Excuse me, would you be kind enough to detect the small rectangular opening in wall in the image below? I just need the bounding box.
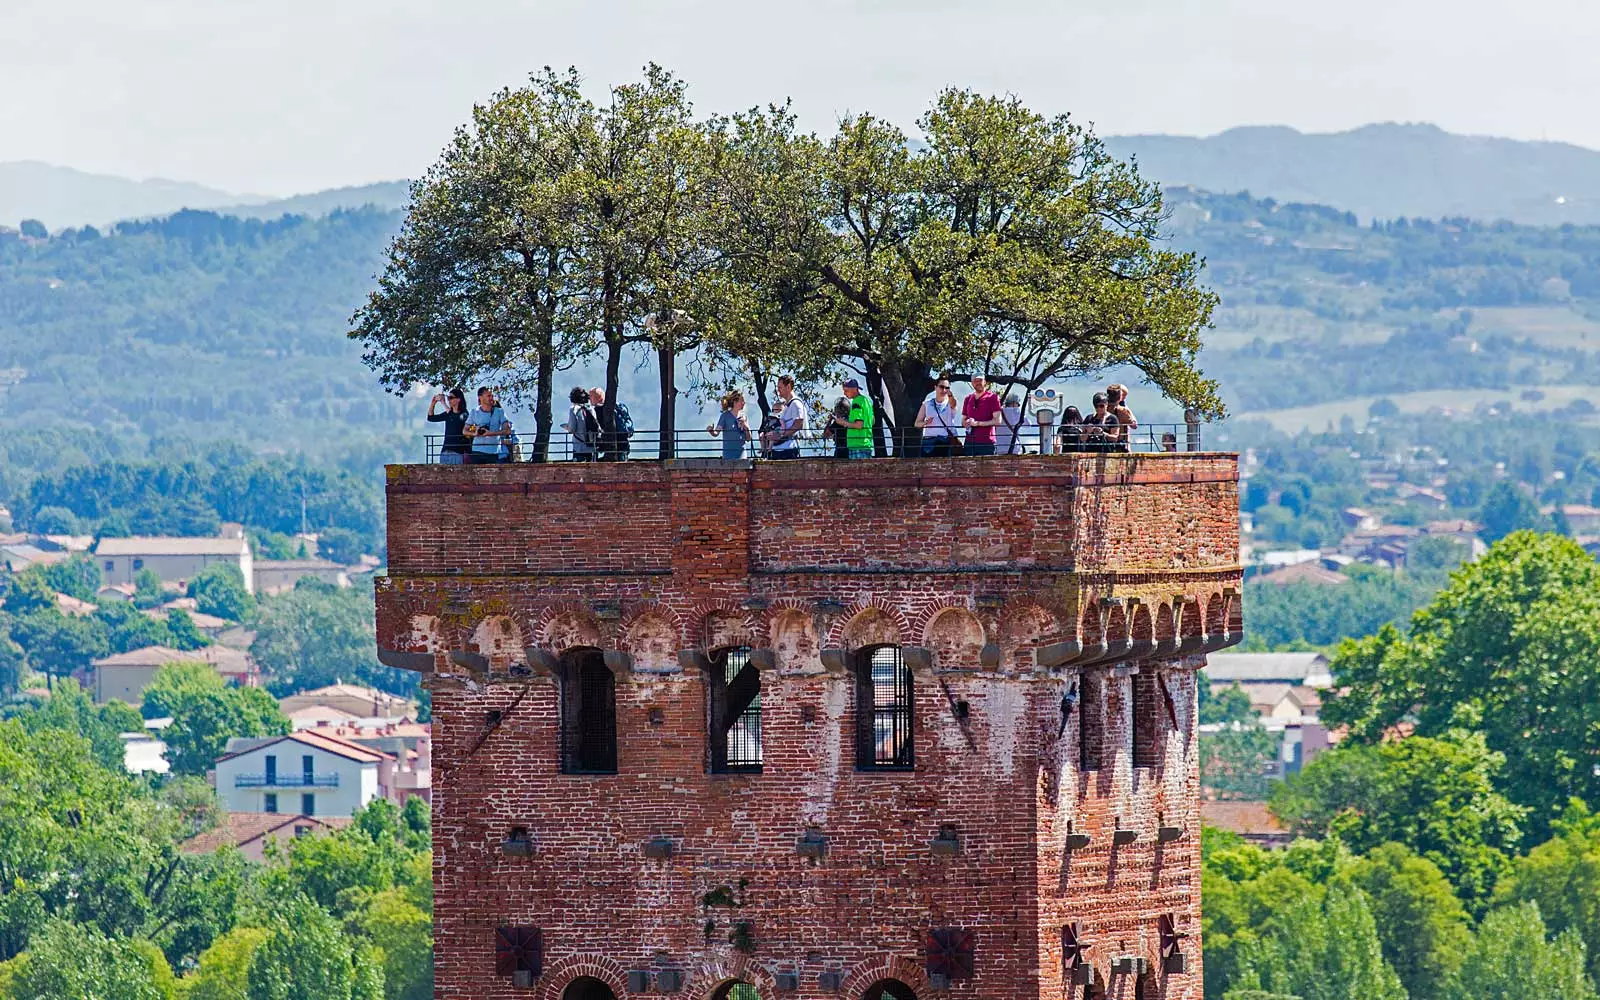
[560,650,617,774]
[1132,670,1162,769]
[1079,670,1104,771]
[709,646,762,773]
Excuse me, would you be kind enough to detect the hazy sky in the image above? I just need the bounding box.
[5,0,1598,195]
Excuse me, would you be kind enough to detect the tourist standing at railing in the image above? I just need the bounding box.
[590,387,633,462]
[835,378,874,459]
[565,386,599,462]
[996,393,1025,455]
[961,374,1003,456]
[1107,383,1137,452]
[708,390,752,460]
[1057,405,1085,453]
[466,387,510,464]
[427,388,470,465]
[766,375,806,460]
[829,397,850,458]
[916,379,962,457]
[1082,393,1118,452]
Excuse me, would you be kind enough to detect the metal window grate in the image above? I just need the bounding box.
[1079,670,1105,771]
[1132,670,1162,769]
[562,651,617,774]
[710,646,762,773]
[857,646,914,770]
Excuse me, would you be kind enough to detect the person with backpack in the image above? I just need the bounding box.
[564,386,599,461]
[589,387,634,462]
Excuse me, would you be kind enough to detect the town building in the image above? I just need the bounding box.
[375,452,1242,1000]
[1203,652,1332,690]
[181,812,353,861]
[278,682,414,720]
[89,644,260,704]
[213,728,397,818]
[253,557,351,595]
[95,532,254,593]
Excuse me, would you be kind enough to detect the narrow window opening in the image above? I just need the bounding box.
[264,754,277,785]
[302,753,315,785]
[856,645,914,771]
[301,792,315,816]
[1133,670,1163,769]
[263,793,278,814]
[709,646,762,773]
[1079,670,1104,771]
[561,650,617,774]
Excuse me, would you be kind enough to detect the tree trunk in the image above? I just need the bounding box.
[533,340,554,463]
[658,342,676,460]
[749,359,771,421]
[877,358,935,457]
[865,361,893,457]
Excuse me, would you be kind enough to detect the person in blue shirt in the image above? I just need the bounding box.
[466,387,509,464]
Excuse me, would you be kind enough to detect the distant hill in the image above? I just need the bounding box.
[1106,123,1600,225]
[0,161,268,230]
[213,181,412,220]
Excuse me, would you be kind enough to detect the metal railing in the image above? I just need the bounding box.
[422,421,1202,464]
[234,773,342,788]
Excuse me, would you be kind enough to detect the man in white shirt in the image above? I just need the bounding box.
[769,375,806,459]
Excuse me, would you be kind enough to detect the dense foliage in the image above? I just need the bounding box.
[0,693,431,1000]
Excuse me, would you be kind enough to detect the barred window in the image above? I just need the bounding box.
[856,646,914,771]
[561,650,617,774]
[1079,669,1105,771]
[709,646,762,773]
[1132,670,1163,769]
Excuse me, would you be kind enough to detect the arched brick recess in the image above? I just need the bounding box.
[1104,604,1129,644]
[1177,598,1203,638]
[1204,593,1226,636]
[620,609,680,672]
[1226,590,1244,634]
[768,607,822,674]
[839,954,933,999]
[1154,602,1176,643]
[688,956,780,999]
[542,607,604,654]
[537,954,634,1000]
[1130,603,1153,642]
[698,604,756,652]
[471,614,526,664]
[835,604,908,651]
[921,606,986,670]
[405,613,445,653]
[1080,602,1105,647]
[998,602,1058,658]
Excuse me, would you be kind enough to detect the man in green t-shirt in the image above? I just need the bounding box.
[833,378,875,458]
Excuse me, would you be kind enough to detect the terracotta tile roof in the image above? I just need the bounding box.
[92,644,255,676]
[95,536,248,556]
[1201,800,1288,838]
[217,728,394,765]
[1258,562,1348,586]
[181,812,352,855]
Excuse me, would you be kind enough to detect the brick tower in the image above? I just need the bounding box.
[375,452,1241,1000]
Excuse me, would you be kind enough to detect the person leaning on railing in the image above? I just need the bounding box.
[427,388,470,465]
[565,386,599,462]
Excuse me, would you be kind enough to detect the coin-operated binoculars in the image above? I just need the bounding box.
[1030,386,1067,455]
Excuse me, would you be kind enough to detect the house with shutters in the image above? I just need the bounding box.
[213,729,395,818]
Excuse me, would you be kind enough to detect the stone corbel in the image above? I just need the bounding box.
[448,649,489,673]
[978,643,1003,668]
[819,647,849,675]
[521,647,559,678]
[376,647,435,673]
[677,649,713,673]
[602,650,634,676]
[748,648,777,672]
[1035,640,1083,669]
[901,646,935,674]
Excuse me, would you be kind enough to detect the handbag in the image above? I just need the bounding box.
[935,399,964,456]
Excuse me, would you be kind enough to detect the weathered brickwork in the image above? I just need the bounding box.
[376,454,1242,1000]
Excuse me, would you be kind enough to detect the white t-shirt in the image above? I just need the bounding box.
[774,396,806,451]
[923,398,959,438]
[995,405,1024,454]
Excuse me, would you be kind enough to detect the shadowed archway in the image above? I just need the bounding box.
[563,976,617,1000]
[863,980,917,1000]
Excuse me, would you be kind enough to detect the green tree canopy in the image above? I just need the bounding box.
[1449,902,1597,1000]
[1346,843,1472,1000]
[245,896,382,1000]
[1492,800,1600,982]
[4,919,168,1000]
[1269,731,1525,908]
[1322,532,1600,838]
[140,663,288,776]
[187,564,254,623]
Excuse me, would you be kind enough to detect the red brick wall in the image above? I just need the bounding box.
[378,454,1240,1000]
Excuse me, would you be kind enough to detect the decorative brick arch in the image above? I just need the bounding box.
[694,602,757,652]
[1226,590,1244,635]
[1154,602,1176,643]
[404,613,447,654]
[620,607,681,673]
[1080,602,1105,646]
[999,601,1059,649]
[470,614,527,662]
[919,606,986,670]
[540,605,604,654]
[1130,603,1154,643]
[688,955,780,999]
[1177,597,1203,639]
[1103,603,1129,644]
[1204,593,1227,637]
[537,954,634,1000]
[767,607,822,673]
[834,602,909,651]
[839,955,933,999]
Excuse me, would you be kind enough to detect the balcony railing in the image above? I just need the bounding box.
[234,773,341,788]
[422,422,1203,464]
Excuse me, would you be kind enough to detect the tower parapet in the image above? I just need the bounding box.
[376,452,1240,1000]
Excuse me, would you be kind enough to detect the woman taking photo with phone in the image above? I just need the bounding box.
[427,388,470,464]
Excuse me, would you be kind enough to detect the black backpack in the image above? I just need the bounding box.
[613,401,635,438]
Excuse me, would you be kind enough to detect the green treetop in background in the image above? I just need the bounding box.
[1322,531,1600,839]
[140,662,289,777]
